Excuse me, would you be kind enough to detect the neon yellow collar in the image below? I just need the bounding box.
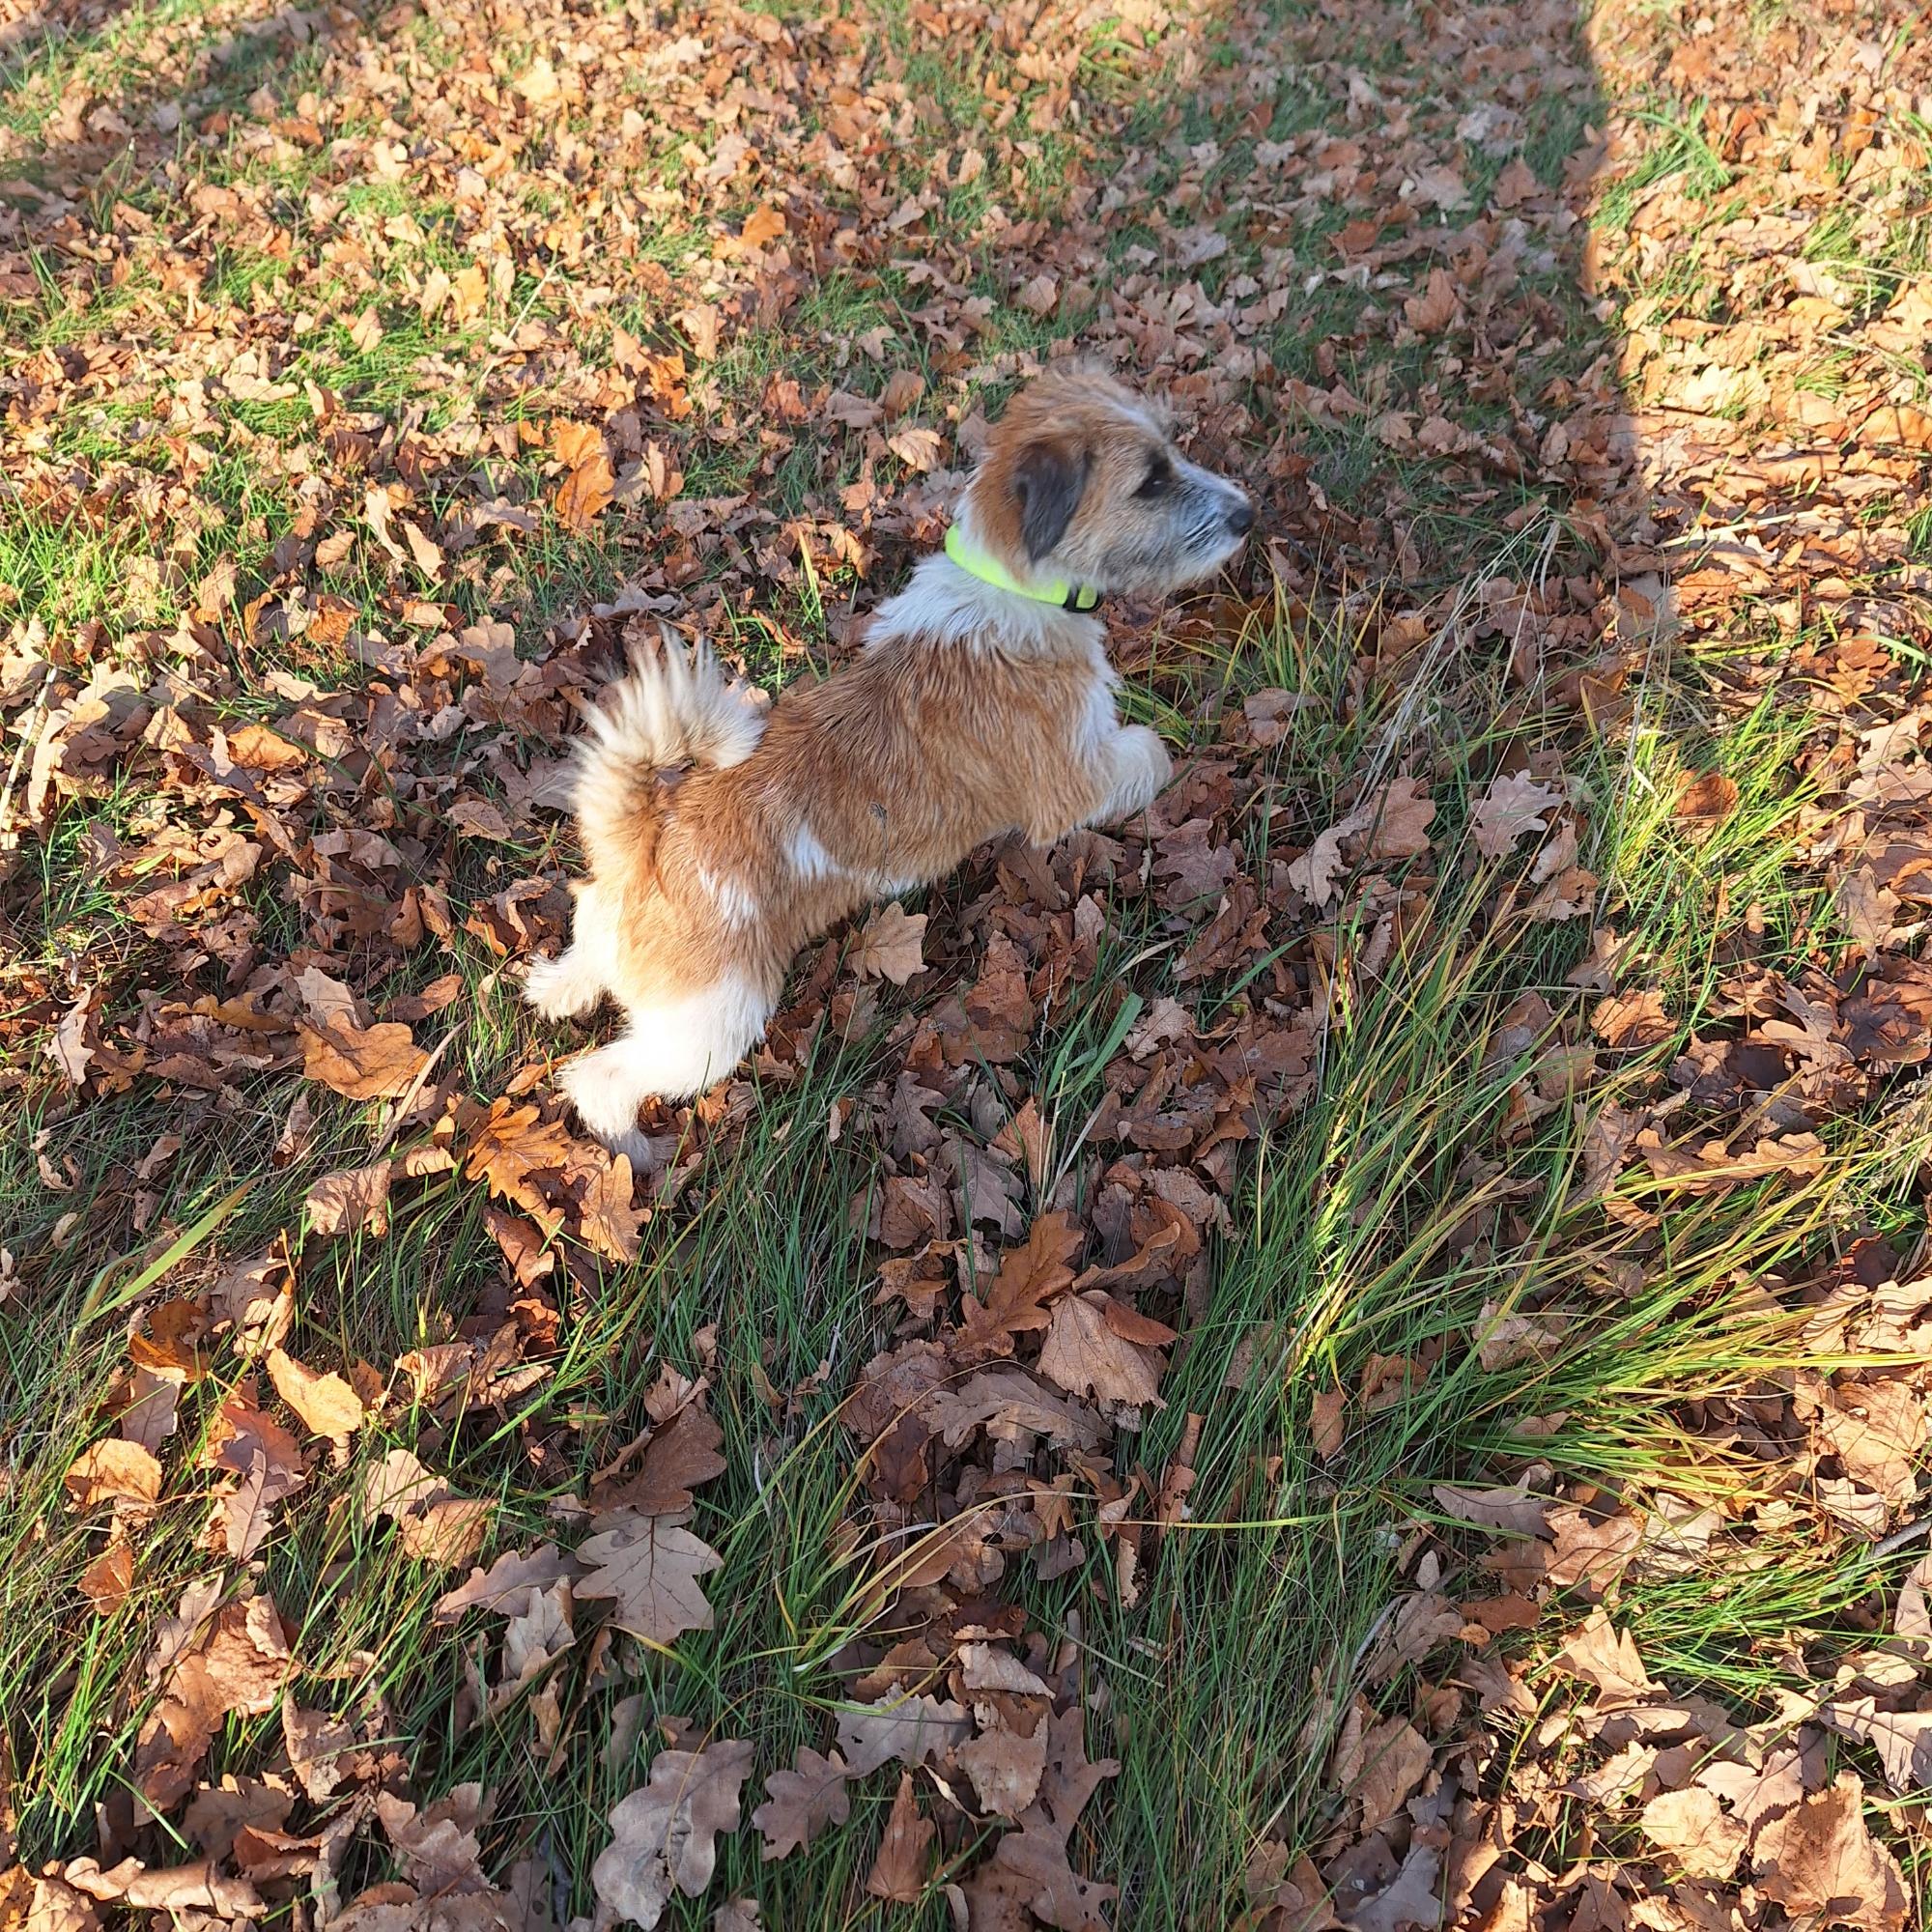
[945,524,1100,612]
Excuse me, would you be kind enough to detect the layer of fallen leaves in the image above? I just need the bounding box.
[5,0,1932,1918]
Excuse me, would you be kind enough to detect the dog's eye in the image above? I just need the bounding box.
[1134,457,1173,499]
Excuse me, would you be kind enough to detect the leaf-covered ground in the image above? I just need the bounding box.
[4,0,1932,1923]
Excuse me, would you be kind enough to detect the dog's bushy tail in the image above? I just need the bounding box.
[573,642,762,892]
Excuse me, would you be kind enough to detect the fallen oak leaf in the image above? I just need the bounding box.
[79,1541,135,1614]
[752,1747,851,1861]
[1332,1707,1430,1835]
[120,1363,182,1456]
[304,1160,393,1236]
[957,1211,1083,1361]
[265,1348,363,1443]
[1551,1607,1654,1700]
[1286,800,1371,907]
[1641,1785,1748,1882]
[133,1595,292,1812]
[962,1811,1119,1932]
[1469,771,1564,861]
[592,1405,727,1518]
[1544,1505,1643,1599]
[555,450,616,532]
[886,425,944,471]
[835,1693,972,1776]
[921,1370,1110,1454]
[1816,1696,1932,1797]
[298,1020,429,1101]
[576,1514,723,1643]
[1752,1771,1908,1932]
[1037,1292,1171,1407]
[282,1694,358,1803]
[65,1438,162,1513]
[1592,988,1672,1049]
[592,1737,755,1930]
[1363,777,1435,860]
[1309,1387,1346,1461]
[398,1497,494,1568]
[58,1856,266,1918]
[1674,770,1739,842]
[1432,1481,1550,1536]
[956,1705,1049,1818]
[434,1542,579,1623]
[361,1448,447,1521]
[849,902,927,984]
[577,1152,644,1263]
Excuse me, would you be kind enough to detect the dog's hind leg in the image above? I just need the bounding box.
[525,946,609,1019]
[526,884,621,1019]
[557,974,776,1160]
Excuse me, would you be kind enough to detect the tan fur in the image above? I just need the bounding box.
[527,369,1252,1159]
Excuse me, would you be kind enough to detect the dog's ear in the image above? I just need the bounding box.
[1011,438,1088,560]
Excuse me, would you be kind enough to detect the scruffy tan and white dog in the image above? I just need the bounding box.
[526,368,1253,1160]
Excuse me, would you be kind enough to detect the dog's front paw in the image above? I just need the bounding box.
[1101,725,1173,823]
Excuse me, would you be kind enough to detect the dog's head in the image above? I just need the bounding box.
[965,369,1253,597]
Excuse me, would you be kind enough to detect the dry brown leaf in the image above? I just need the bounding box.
[305,1161,394,1236]
[265,1348,363,1442]
[1592,989,1672,1049]
[1753,1772,1908,1932]
[1641,1785,1747,1881]
[1331,1703,1431,1834]
[1037,1291,1168,1406]
[1469,771,1564,861]
[299,1020,429,1101]
[579,1152,645,1262]
[1817,1696,1932,1797]
[133,1596,291,1811]
[1815,1381,1925,1505]
[361,1447,445,1521]
[397,1496,494,1568]
[434,1543,578,1623]
[555,449,617,531]
[835,1694,972,1776]
[56,1858,265,1917]
[65,1439,162,1513]
[1544,1506,1642,1598]
[594,1406,727,1518]
[1403,265,1461,332]
[1432,1481,1549,1537]
[78,1542,135,1615]
[282,1695,358,1803]
[958,1212,1083,1360]
[591,1738,754,1930]
[1309,1387,1347,1461]
[886,425,944,471]
[864,1771,935,1903]
[957,1704,1050,1819]
[751,1747,851,1861]
[1674,770,1739,839]
[576,1515,723,1643]
[119,1364,182,1457]
[1551,1608,1653,1700]
[1364,777,1435,859]
[849,902,927,984]
[963,1811,1119,1932]
[740,205,786,249]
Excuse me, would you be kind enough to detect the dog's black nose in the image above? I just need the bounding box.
[1226,497,1255,537]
